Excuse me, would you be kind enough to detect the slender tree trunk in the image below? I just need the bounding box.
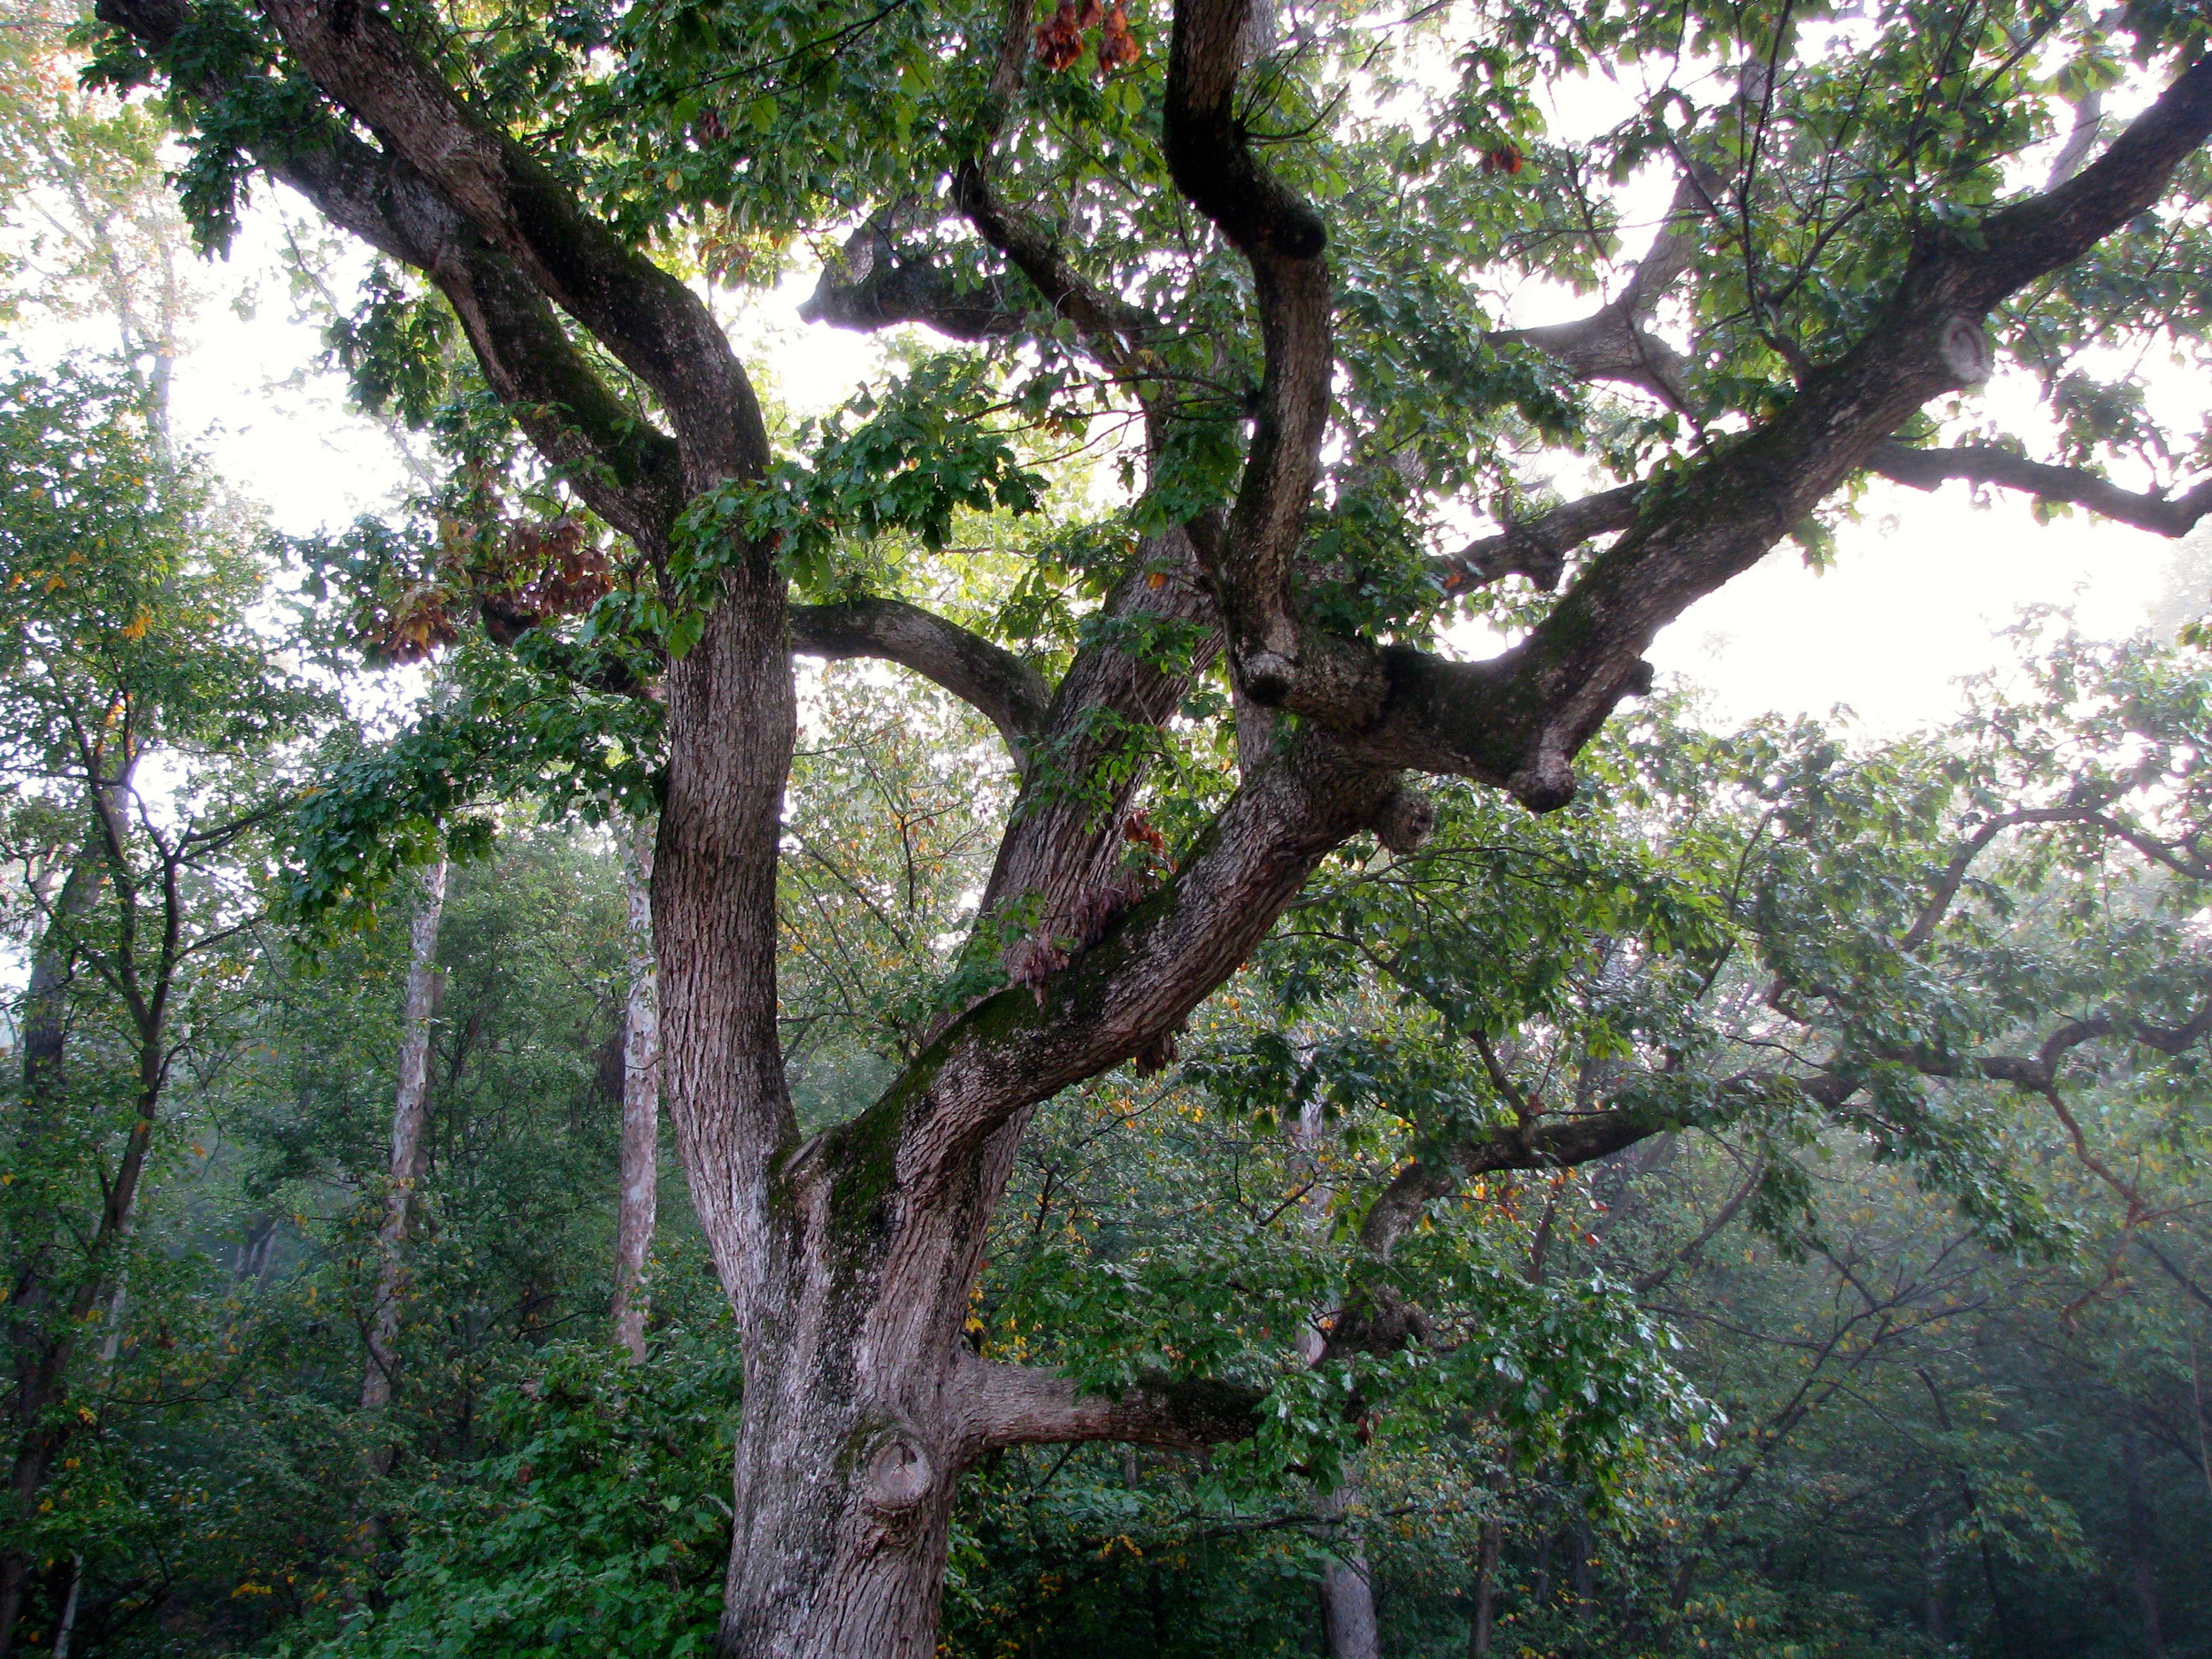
[0,773,143,1655]
[47,1561,81,1659]
[2124,1423,2168,1659]
[1466,1517,1502,1656]
[360,857,448,1455]
[611,818,660,1363]
[1292,1097,1380,1659]
[1922,1506,1949,1643]
[1319,1503,1380,1659]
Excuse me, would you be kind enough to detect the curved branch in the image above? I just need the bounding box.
[952,1354,1263,1458]
[96,0,686,552]
[1494,310,1690,403]
[1356,1102,1685,1261]
[257,0,767,489]
[940,0,1159,373]
[788,597,1050,766]
[1163,0,1333,680]
[1870,441,2212,539]
[822,728,1399,1194]
[1486,171,1708,403]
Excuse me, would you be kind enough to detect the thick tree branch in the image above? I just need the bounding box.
[951,1355,1263,1457]
[256,0,767,490]
[1488,170,1709,403]
[1355,1103,1686,1261]
[1870,441,2212,538]
[1135,49,2212,816]
[1407,50,2212,808]
[95,0,685,553]
[788,597,1050,766]
[1163,0,1334,687]
[814,729,1400,1194]
[1962,52,2212,308]
[970,527,1220,942]
[799,210,1025,342]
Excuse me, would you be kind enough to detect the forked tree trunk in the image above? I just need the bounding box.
[611,818,660,1363]
[657,554,1297,1658]
[360,856,447,1450]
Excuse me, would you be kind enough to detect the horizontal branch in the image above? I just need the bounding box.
[1356,1102,1685,1260]
[799,213,1025,342]
[1870,441,2212,538]
[952,1355,1263,1459]
[788,597,1050,765]
[1492,311,1690,403]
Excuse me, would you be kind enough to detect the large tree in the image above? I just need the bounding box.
[78,0,2212,1652]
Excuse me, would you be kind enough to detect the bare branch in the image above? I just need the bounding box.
[1442,483,1643,593]
[789,597,1050,766]
[825,729,1401,1192]
[1870,441,2212,539]
[1486,170,1711,403]
[952,1355,1263,1458]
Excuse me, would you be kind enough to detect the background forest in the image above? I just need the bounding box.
[5,0,2212,1655]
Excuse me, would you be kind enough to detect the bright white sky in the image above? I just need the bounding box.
[122,184,2195,744]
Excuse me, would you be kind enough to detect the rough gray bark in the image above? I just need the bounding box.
[360,856,447,1431]
[611,818,661,1363]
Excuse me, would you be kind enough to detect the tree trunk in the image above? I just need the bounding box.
[711,1116,1019,1659]
[1922,1507,1949,1643]
[1302,1087,1379,1659]
[611,818,660,1363]
[2124,1423,2168,1659]
[360,856,448,1448]
[0,773,145,1657]
[1466,1517,1502,1656]
[1319,1529,1380,1659]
